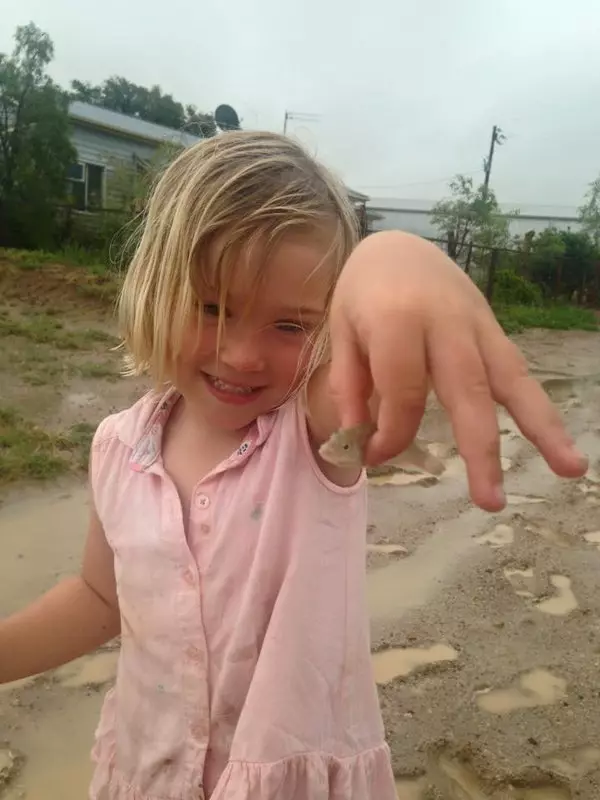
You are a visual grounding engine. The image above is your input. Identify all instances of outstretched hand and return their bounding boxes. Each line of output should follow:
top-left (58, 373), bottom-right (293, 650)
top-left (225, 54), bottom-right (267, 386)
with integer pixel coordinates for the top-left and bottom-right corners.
top-left (328, 231), bottom-right (588, 512)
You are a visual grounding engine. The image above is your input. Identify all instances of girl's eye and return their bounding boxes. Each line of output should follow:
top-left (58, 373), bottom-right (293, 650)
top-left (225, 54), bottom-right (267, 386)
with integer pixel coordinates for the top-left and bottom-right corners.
top-left (202, 304), bottom-right (221, 317)
top-left (275, 322), bottom-right (305, 334)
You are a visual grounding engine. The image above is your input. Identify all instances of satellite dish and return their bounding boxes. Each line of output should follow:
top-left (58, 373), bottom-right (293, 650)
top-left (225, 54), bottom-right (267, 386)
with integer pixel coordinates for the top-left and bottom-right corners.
top-left (215, 104), bottom-right (240, 131)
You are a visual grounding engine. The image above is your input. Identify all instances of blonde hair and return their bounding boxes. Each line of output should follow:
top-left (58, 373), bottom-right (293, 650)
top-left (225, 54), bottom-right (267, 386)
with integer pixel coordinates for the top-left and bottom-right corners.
top-left (118, 130), bottom-right (359, 385)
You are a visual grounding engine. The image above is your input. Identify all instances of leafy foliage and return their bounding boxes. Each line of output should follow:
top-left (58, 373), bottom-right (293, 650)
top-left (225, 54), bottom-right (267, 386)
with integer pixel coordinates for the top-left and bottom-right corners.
top-left (70, 76), bottom-right (219, 137)
top-left (493, 269), bottom-right (542, 307)
top-left (522, 227), bottom-right (598, 301)
top-left (0, 23), bottom-right (75, 248)
top-left (431, 174), bottom-right (515, 260)
top-left (579, 176), bottom-right (600, 246)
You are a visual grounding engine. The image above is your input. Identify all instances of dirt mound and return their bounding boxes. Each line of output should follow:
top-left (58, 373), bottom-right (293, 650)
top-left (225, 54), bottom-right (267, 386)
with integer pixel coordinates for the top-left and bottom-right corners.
top-left (0, 259), bottom-right (118, 314)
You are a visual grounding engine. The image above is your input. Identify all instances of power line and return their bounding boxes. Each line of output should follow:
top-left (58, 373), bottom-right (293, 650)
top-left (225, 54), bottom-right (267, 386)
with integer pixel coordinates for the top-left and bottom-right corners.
top-left (355, 168), bottom-right (484, 192)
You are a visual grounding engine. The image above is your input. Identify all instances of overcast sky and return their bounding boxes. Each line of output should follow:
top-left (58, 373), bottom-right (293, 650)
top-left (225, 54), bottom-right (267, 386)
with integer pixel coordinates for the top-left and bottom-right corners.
top-left (1, 0), bottom-right (599, 209)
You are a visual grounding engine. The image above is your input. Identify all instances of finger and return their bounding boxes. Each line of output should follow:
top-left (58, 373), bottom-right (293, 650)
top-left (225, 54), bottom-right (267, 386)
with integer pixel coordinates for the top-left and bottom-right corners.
top-left (363, 315), bottom-right (428, 464)
top-left (328, 317), bottom-right (373, 429)
top-left (479, 326), bottom-right (588, 477)
top-left (429, 326), bottom-right (505, 511)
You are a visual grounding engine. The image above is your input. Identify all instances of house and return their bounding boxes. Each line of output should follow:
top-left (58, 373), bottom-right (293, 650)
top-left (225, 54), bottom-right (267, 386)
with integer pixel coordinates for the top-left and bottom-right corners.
top-left (67, 102), bottom-right (370, 217)
top-left (367, 197), bottom-right (581, 239)
top-left (67, 101), bottom-right (202, 210)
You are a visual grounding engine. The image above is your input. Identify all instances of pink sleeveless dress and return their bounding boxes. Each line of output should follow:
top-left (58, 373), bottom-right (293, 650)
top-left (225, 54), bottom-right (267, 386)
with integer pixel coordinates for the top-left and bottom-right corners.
top-left (89, 388), bottom-right (396, 799)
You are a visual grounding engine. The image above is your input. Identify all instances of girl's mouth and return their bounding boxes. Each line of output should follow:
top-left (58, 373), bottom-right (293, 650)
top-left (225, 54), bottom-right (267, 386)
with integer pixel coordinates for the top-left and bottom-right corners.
top-left (202, 373), bottom-right (265, 405)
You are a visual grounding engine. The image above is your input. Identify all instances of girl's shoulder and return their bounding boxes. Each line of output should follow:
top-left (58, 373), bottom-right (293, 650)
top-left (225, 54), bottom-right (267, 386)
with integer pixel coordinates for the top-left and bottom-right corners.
top-left (92, 388), bottom-right (169, 455)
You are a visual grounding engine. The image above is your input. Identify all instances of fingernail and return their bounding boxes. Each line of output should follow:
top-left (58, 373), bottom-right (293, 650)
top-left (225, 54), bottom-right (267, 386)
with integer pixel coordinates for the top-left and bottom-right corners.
top-left (493, 485), bottom-right (506, 507)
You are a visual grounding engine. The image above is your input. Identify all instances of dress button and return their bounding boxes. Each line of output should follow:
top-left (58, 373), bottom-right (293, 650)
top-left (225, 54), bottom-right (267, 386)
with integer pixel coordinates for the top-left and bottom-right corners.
top-left (182, 568), bottom-right (196, 586)
top-left (190, 720), bottom-right (208, 741)
top-left (200, 523), bottom-right (210, 534)
top-left (185, 645), bottom-right (204, 663)
top-left (195, 493), bottom-right (210, 510)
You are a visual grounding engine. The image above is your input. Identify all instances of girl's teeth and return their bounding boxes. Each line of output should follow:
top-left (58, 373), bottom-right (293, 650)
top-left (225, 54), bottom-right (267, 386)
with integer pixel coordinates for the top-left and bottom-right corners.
top-left (211, 377), bottom-right (254, 395)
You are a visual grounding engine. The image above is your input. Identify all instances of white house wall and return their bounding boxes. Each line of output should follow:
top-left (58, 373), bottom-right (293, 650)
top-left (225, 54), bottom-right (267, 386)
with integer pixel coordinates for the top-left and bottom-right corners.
top-left (369, 206), bottom-right (581, 239)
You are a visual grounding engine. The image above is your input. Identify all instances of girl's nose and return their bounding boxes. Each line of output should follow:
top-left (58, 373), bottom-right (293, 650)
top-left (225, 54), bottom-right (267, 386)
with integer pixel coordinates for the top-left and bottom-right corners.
top-left (219, 329), bottom-right (266, 373)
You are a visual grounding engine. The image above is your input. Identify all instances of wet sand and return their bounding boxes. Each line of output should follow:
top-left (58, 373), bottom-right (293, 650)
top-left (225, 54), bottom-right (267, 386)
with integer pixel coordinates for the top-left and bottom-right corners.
top-left (2, 329), bottom-right (600, 799)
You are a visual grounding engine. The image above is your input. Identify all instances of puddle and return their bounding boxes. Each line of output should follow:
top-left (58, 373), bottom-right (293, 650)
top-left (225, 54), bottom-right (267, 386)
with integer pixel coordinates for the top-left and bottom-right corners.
top-left (441, 455), bottom-right (514, 481)
top-left (427, 442), bottom-right (456, 460)
top-left (516, 789), bottom-right (570, 800)
top-left (367, 543), bottom-right (408, 556)
top-left (525, 524), bottom-right (576, 549)
top-left (54, 650), bottom-right (118, 688)
top-left (583, 530), bottom-right (600, 550)
top-left (367, 507), bottom-right (490, 620)
top-left (541, 744), bottom-right (600, 780)
top-left (0, 674), bottom-right (37, 694)
top-left (372, 643), bottom-right (458, 684)
top-left (395, 776), bottom-right (427, 799)
top-left (535, 575), bottom-right (578, 616)
top-left (504, 567), bottom-right (536, 598)
top-left (506, 494), bottom-right (546, 506)
top-left (369, 472), bottom-right (435, 487)
top-left (503, 570), bottom-right (579, 615)
top-left (427, 753), bottom-right (487, 799)
top-left (0, 486), bottom-right (89, 616)
top-left (427, 751), bottom-right (571, 800)
top-left (0, 747), bottom-right (19, 788)
top-left (2, 689), bottom-right (103, 800)
top-left (476, 669), bottom-right (567, 714)
top-left (476, 524), bottom-right (514, 548)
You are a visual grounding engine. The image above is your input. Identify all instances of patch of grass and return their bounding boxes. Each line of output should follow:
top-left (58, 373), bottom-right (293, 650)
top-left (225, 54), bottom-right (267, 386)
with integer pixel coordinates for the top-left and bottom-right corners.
top-left (73, 361), bottom-right (119, 381)
top-left (0, 312), bottom-right (118, 350)
top-left (0, 408), bottom-right (98, 485)
top-left (0, 406), bottom-right (69, 483)
top-left (0, 245), bottom-right (108, 271)
top-left (495, 304), bottom-right (599, 334)
top-left (63, 422), bottom-right (97, 470)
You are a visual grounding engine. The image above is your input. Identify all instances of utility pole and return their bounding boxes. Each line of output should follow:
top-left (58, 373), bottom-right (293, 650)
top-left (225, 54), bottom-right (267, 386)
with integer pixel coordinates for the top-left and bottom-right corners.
top-left (482, 125), bottom-right (505, 198)
top-left (283, 110), bottom-right (321, 136)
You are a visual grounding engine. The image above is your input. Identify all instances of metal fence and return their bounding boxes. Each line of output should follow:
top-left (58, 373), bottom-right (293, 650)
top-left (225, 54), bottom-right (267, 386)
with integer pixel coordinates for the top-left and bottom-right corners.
top-left (424, 238), bottom-right (600, 307)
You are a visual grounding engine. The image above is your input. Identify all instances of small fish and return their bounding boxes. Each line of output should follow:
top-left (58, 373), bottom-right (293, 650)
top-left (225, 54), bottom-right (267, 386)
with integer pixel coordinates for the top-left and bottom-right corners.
top-left (319, 422), bottom-right (445, 475)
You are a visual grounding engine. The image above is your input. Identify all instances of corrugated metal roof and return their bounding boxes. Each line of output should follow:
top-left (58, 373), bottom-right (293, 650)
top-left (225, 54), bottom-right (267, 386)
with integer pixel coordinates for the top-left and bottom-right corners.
top-left (68, 101), bottom-right (202, 148)
top-left (368, 197), bottom-right (579, 220)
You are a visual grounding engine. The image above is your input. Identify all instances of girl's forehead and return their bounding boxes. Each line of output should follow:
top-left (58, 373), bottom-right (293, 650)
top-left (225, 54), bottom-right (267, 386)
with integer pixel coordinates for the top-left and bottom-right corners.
top-left (203, 233), bottom-right (335, 314)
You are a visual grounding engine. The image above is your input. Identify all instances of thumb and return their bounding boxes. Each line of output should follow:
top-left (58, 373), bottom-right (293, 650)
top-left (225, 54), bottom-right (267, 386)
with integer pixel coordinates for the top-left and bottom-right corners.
top-left (328, 318), bottom-right (373, 429)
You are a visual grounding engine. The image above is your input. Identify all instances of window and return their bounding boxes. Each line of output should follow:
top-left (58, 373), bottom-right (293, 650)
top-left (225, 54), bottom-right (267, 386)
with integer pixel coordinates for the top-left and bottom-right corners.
top-left (67, 162), bottom-right (105, 210)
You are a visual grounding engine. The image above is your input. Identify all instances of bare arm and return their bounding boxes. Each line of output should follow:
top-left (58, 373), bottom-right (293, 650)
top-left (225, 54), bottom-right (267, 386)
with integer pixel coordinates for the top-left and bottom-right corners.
top-left (0, 502), bottom-right (120, 684)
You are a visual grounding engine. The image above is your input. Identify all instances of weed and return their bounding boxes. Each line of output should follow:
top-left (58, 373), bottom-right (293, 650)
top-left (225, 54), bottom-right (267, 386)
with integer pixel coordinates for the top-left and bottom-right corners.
top-left (64, 422), bottom-right (97, 469)
top-left (0, 406), bottom-right (69, 483)
top-left (0, 312), bottom-right (118, 350)
top-left (496, 305), bottom-right (599, 334)
top-left (73, 361), bottom-right (119, 381)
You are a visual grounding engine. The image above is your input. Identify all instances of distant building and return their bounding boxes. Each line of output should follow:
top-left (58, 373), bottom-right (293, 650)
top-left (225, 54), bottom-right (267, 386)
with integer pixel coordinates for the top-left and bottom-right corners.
top-left (67, 102), bottom-right (203, 211)
top-left (368, 197), bottom-right (581, 239)
top-left (67, 102), bottom-right (367, 215)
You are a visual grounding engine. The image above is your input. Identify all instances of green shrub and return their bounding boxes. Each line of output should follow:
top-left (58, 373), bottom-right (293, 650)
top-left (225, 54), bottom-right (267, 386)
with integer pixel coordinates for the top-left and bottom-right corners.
top-left (494, 269), bottom-right (542, 306)
top-left (496, 304), bottom-right (598, 334)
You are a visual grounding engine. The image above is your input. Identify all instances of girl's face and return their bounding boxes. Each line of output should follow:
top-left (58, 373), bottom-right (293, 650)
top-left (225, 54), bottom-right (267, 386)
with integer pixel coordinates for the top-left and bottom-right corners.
top-left (173, 234), bottom-right (333, 432)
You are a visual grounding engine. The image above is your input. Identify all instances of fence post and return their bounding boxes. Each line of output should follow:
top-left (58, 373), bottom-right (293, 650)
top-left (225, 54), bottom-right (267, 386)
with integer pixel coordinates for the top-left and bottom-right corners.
top-left (485, 248), bottom-right (499, 304)
top-left (464, 241), bottom-right (473, 275)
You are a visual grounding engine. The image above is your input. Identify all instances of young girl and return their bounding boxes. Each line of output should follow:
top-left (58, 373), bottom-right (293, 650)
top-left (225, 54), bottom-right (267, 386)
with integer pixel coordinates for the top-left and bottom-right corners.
top-left (0, 131), bottom-right (586, 800)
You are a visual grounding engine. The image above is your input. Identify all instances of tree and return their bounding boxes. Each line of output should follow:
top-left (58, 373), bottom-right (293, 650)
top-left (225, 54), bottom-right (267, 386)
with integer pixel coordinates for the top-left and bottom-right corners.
top-left (0, 23), bottom-right (75, 247)
top-left (579, 176), bottom-right (600, 247)
top-left (70, 76), bottom-right (218, 137)
top-left (522, 227), bottom-right (598, 302)
top-left (108, 142), bottom-right (184, 215)
top-left (431, 174), bottom-right (513, 261)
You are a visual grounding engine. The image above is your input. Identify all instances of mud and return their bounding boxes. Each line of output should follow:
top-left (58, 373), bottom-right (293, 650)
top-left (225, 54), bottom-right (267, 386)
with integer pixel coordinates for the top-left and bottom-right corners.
top-left (1, 328), bottom-right (600, 799)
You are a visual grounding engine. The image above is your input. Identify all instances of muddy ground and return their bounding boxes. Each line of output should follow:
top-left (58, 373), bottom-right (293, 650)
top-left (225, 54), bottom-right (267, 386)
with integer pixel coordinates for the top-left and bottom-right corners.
top-left (1, 262), bottom-right (600, 799)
